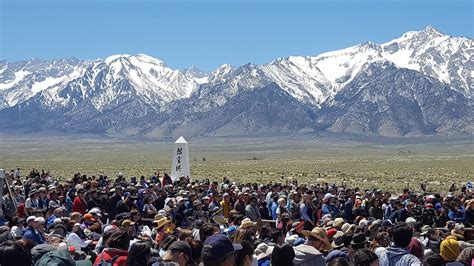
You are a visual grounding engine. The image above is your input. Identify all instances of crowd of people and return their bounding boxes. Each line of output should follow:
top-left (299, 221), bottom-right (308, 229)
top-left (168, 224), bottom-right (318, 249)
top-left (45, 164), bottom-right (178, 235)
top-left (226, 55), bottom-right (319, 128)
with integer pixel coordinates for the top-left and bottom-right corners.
top-left (0, 168), bottom-right (473, 266)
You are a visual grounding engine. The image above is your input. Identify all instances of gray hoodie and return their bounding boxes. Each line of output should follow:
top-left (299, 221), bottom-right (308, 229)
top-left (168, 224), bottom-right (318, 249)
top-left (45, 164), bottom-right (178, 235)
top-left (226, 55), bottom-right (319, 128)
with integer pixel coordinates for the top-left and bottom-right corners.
top-left (293, 244), bottom-right (325, 266)
top-left (379, 246), bottom-right (421, 266)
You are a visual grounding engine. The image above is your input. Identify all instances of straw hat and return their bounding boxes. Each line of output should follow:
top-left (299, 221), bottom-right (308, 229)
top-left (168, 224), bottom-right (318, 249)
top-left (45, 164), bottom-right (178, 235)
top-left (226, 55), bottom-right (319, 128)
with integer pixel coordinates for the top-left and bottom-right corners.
top-left (213, 215), bottom-right (228, 225)
top-left (301, 227), bottom-right (332, 251)
top-left (342, 223), bottom-right (355, 234)
top-left (333, 218), bottom-right (345, 229)
top-left (154, 217), bottom-right (171, 229)
top-left (240, 218), bottom-right (257, 228)
top-left (154, 214), bottom-right (165, 221)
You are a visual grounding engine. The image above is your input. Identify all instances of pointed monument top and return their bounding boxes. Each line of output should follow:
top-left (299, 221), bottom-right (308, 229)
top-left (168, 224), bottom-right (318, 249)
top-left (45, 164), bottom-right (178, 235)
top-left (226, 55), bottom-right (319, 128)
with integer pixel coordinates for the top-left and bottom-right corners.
top-left (175, 136), bottom-right (188, 144)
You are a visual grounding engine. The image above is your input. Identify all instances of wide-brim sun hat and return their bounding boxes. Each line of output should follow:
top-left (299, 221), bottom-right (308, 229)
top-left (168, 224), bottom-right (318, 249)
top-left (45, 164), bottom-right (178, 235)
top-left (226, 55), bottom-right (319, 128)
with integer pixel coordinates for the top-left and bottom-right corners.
top-left (255, 242), bottom-right (274, 261)
top-left (240, 218), bottom-right (257, 228)
top-left (213, 215), bottom-right (228, 225)
top-left (154, 217), bottom-right (171, 229)
top-left (301, 227), bottom-right (332, 251)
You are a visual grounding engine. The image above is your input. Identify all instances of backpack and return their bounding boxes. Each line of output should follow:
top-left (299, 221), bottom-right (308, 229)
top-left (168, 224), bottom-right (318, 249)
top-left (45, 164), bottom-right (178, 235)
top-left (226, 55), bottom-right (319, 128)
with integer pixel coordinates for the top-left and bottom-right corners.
top-left (97, 255), bottom-right (120, 266)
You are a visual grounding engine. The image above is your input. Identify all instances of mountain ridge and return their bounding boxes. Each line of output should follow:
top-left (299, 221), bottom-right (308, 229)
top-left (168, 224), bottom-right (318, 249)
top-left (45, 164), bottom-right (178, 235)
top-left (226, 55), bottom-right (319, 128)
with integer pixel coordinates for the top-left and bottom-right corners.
top-left (0, 26), bottom-right (472, 138)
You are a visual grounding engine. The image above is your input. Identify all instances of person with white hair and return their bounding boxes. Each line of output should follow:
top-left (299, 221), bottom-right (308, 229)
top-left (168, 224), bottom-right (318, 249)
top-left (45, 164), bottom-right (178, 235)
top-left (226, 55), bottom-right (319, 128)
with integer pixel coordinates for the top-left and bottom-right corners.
top-left (22, 216), bottom-right (45, 245)
top-left (34, 216), bottom-right (47, 241)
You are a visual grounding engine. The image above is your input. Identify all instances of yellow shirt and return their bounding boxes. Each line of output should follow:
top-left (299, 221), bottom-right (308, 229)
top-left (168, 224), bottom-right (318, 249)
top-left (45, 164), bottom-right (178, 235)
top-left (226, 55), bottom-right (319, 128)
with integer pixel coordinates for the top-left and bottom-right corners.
top-left (221, 200), bottom-right (230, 218)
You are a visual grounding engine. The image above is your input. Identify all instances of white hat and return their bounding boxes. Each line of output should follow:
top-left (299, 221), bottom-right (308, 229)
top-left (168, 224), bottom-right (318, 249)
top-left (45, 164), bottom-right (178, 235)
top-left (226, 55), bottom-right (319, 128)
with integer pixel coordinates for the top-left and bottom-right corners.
top-left (323, 193), bottom-right (334, 201)
top-left (89, 207), bottom-right (102, 216)
top-left (73, 223), bottom-right (81, 227)
top-left (285, 234), bottom-right (299, 246)
top-left (164, 198), bottom-right (174, 206)
top-left (255, 243), bottom-right (274, 261)
top-left (359, 219), bottom-right (369, 228)
top-left (454, 223), bottom-right (465, 232)
top-left (341, 223), bottom-right (350, 233)
top-left (26, 216), bottom-right (37, 223)
top-left (34, 217), bottom-right (45, 224)
top-left (406, 217), bottom-right (417, 228)
top-left (104, 225), bottom-right (117, 233)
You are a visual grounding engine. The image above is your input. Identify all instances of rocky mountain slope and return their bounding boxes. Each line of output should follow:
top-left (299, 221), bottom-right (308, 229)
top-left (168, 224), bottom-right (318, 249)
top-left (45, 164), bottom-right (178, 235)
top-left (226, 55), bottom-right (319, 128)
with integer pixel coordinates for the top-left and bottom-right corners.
top-left (0, 26), bottom-right (472, 137)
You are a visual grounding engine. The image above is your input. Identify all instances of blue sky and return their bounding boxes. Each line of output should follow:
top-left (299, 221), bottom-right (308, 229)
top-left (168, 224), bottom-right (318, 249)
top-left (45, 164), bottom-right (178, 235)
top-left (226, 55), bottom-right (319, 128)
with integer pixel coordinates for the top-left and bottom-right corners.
top-left (0, 0), bottom-right (472, 71)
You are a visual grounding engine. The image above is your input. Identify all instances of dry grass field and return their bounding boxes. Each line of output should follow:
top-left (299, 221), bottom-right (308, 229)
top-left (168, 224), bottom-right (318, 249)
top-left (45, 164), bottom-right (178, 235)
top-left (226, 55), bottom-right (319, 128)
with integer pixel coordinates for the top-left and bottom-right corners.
top-left (1, 133), bottom-right (473, 194)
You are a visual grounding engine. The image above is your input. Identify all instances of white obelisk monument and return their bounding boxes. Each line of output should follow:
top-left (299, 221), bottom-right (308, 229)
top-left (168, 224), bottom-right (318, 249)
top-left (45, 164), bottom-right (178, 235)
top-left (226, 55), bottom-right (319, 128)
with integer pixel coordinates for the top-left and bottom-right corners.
top-left (171, 136), bottom-right (190, 181)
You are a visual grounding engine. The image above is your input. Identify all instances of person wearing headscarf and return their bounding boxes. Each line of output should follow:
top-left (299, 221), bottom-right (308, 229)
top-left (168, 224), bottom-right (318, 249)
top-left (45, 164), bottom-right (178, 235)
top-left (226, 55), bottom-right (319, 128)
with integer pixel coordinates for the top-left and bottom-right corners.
top-left (407, 238), bottom-right (424, 260)
top-left (440, 236), bottom-right (460, 263)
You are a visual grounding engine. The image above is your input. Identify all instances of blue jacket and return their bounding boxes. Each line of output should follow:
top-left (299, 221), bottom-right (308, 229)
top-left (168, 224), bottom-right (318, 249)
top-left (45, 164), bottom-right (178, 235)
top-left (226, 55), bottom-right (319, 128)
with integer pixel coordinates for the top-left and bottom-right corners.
top-left (322, 203), bottom-right (340, 218)
top-left (46, 214), bottom-right (57, 229)
top-left (271, 202), bottom-right (278, 220)
top-left (258, 257), bottom-right (271, 266)
top-left (448, 208), bottom-right (464, 223)
top-left (22, 226), bottom-right (45, 245)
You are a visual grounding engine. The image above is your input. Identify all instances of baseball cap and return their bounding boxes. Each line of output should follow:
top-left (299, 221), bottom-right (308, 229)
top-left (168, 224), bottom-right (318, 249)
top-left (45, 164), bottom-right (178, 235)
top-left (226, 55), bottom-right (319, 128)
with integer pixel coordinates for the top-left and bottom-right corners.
top-left (168, 241), bottom-right (194, 263)
top-left (202, 234), bottom-right (242, 263)
top-left (83, 213), bottom-right (95, 221)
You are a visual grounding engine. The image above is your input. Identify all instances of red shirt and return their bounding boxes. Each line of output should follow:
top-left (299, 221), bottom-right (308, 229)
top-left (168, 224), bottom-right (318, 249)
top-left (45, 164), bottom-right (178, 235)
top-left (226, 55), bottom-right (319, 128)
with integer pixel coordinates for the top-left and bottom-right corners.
top-left (94, 248), bottom-right (128, 266)
top-left (73, 197), bottom-right (87, 214)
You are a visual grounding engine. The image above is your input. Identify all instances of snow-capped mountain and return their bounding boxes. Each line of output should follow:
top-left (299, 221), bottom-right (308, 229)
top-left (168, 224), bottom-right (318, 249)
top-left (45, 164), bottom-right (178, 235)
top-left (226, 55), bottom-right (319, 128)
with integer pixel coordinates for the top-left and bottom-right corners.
top-left (259, 25), bottom-right (472, 104)
top-left (0, 26), bottom-right (472, 137)
top-left (0, 54), bottom-right (202, 111)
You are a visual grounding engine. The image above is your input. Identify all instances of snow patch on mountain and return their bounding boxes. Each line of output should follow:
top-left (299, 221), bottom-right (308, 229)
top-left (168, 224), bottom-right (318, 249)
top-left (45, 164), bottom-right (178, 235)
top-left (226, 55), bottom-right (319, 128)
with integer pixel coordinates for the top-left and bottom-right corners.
top-left (0, 70), bottom-right (30, 90)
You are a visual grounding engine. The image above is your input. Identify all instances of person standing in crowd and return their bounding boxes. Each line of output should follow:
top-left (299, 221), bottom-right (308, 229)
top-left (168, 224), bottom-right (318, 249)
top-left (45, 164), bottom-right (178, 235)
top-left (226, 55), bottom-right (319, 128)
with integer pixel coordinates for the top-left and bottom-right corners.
top-left (379, 223), bottom-right (421, 266)
top-left (245, 195), bottom-right (261, 222)
top-left (86, 189), bottom-right (101, 209)
top-left (352, 249), bottom-right (379, 266)
top-left (201, 234), bottom-right (242, 266)
top-left (1, 167), bottom-right (474, 266)
top-left (126, 241), bottom-right (151, 266)
top-left (162, 240), bottom-right (194, 266)
top-left (448, 203), bottom-right (465, 223)
top-left (25, 189), bottom-right (40, 216)
top-left (67, 222), bottom-right (92, 251)
top-left (272, 243), bottom-right (295, 266)
top-left (300, 194), bottom-right (315, 230)
top-left (107, 186), bottom-right (123, 222)
top-left (321, 193), bottom-right (339, 219)
top-left (294, 227), bottom-right (331, 266)
top-left (94, 229), bottom-right (130, 266)
top-left (22, 215), bottom-right (45, 245)
top-left (344, 192), bottom-right (354, 223)
top-left (73, 189), bottom-right (87, 214)
top-left (221, 193), bottom-right (231, 219)
top-left (464, 199), bottom-right (474, 227)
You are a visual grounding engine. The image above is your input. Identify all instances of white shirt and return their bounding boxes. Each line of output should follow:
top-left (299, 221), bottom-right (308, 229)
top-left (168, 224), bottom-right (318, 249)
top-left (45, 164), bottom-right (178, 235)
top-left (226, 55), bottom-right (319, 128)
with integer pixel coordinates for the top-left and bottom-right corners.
top-left (67, 232), bottom-right (91, 251)
top-left (25, 198), bottom-right (38, 209)
top-left (10, 225), bottom-right (24, 238)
